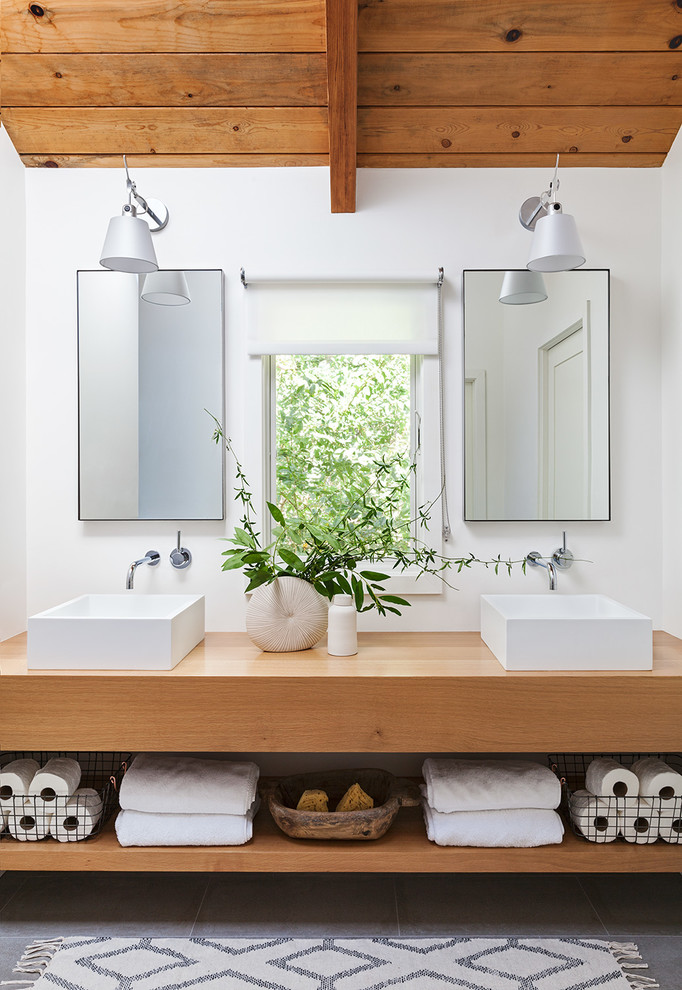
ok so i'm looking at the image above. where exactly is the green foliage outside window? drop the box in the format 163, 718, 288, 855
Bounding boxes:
275, 354, 412, 550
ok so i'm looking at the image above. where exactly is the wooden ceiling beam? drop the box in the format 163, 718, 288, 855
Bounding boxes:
325, 0, 357, 213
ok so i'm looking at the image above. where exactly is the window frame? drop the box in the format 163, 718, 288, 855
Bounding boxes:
244, 352, 443, 596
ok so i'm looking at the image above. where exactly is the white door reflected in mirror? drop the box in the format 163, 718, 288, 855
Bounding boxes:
463, 269, 610, 521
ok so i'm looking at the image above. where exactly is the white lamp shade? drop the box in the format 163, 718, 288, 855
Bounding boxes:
499, 270, 548, 305
140, 270, 191, 306
100, 214, 159, 274
527, 209, 585, 272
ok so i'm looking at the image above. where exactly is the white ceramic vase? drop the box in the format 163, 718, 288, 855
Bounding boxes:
246, 576, 329, 652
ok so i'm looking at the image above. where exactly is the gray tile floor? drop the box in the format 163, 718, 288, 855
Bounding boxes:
0, 872, 680, 986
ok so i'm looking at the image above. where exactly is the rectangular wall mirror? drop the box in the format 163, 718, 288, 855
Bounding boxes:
463, 269, 610, 522
78, 269, 224, 520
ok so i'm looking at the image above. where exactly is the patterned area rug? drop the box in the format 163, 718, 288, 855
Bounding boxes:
9, 936, 658, 990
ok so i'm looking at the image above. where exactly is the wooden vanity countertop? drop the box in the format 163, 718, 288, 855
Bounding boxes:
1, 631, 681, 752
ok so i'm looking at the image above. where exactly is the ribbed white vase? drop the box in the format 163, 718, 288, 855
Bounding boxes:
246, 576, 329, 652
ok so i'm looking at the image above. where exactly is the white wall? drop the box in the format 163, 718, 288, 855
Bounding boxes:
22, 164, 663, 632
0, 126, 26, 641
661, 129, 682, 638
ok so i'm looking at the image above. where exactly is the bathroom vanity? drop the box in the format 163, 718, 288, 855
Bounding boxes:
1, 631, 681, 873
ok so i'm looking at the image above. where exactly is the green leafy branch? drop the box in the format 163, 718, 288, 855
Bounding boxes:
209, 413, 529, 617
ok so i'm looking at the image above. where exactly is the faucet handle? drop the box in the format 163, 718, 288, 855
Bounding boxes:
552, 531, 574, 570
170, 530, 192, 569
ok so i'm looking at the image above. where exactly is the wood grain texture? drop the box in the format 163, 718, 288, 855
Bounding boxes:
0, 0, 326, 53
2, 107, 329, 154
357, 107, 682, 154
2, 632, 681, 752
19, 153, 330, 167
357, 0, 682, 53
358, 53, 682, 107
325, 0, 357, 212
3, 54, 328, 107
19, 152, 666, 169
2, 807, 681, 873
356, 153, 667, 168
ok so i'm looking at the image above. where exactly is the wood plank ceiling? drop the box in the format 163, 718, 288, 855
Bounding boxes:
1, 0, 681, 212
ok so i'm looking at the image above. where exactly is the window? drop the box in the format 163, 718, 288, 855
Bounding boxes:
269, 353, 413, 549
243, 275, 444, 593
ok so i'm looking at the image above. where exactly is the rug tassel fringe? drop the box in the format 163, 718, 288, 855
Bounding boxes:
608, 942, 659, 989
2, 938, 65, 985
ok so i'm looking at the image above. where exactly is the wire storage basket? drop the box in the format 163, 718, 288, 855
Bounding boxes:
548, 753, 682, 845
0, 751, 130, 843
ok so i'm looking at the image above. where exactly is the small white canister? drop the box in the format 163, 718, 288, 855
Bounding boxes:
327, 594, 358, 656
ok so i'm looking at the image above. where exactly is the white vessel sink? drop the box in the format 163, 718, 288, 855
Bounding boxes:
480, 594, 653, 671
27, 594, 205, 670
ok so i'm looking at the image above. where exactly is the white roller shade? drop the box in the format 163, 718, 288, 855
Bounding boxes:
244, 277, 440, 355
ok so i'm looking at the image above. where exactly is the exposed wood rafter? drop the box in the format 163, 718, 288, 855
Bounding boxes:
1, 1, 681, 208
325, 0, 358, 213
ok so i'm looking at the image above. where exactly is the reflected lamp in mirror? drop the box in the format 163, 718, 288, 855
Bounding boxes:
499, 270, 548, 306
519, 155, 586, 273
100, 156, 168, 274
141, 270, 191, 306
463, 269, 610, 522
78, 269, 224, 520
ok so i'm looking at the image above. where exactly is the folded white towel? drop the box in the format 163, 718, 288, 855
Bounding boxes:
114, 798, 260, 847
50, 788, 104, 842
421, 797, 564, 848
422, 758, 561, 813
119, 754, 259, 816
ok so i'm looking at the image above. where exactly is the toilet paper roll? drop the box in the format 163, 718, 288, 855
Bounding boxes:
631, 757, 682, 801
49, 788, 103, 842
569, 789, 618, 843
0, 758, 40, 809
28, 758, 81, 813
618, 796, 660, 844
585, 758, 639, 798
658, 797, 682, 843
7, 799, 52, 842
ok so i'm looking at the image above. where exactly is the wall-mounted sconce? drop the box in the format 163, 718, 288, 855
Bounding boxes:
519, 155, 586, 273
100, 156, 168, 274
140, 270, 191, 306
498, 270, 548, 305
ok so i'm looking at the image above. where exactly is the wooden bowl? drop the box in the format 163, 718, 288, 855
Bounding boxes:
266, 768, 421, 841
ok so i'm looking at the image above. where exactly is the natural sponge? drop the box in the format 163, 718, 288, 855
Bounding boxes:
296, 788, 329, 812
335, 782, 374, 812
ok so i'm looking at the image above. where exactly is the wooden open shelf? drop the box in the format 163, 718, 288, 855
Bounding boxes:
3, 806, 682, 873
2, 630, 681, 873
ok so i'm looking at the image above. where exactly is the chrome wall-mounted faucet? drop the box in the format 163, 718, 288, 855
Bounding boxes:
170, 530, 192, 570
126, 550, 160, 590
526, 532, 574, 591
